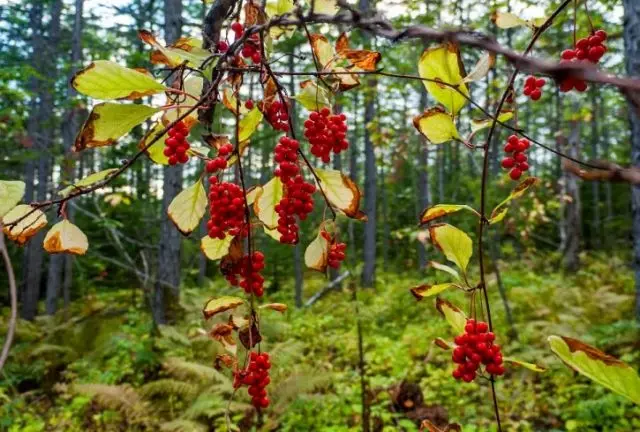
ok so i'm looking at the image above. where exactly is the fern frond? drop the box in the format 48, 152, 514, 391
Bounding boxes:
163, 357, 230, 385
71, 383, 154, 425
160, 419, 208, 432
140, 379, 198, 400
180, 393, 228, 420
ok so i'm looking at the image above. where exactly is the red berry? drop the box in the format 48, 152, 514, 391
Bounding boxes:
535, 78, 546, 87
530, 88, 542, 101
507, 135, 519, 146
509, 168, 522, 180
518, 162, 529, 171
576, 38, 589, 50
231, 22, 243, 34
561, 49, 576, 60
245, 99, 254, 109
575, 79, 588, 92
595, 29, 608, 41
217, 41, 229, 52
501, 157, 515, 169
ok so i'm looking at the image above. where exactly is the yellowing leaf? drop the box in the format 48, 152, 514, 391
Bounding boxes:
309, 34, 335, 70
246, 186, 262, 206
489, 177, 539, 224
470, 111, 514, 133
410, 283, 458, 300
304, 230, 329, 272
0, 180, 25, 218
313, 0, 338, 15
548, 335, 640, 405
413, 107, 460, 144
253, 177, 284, 229
492, 11, 528, 29
265, 0, 295, 39
74, 103, 159, 151
238, 107, 264, 143
202, 296, 245, 320
2, 204, 47, 245
259, 303, 288, 313
429, 261, 460, 281
503, 356, 547, 373
201, 235, 233, 261
335, 34, 382, 71
139, 121, 170, 165
71, 60, 166, 100
167, 179, 207, 235
436, 297, 466, 334
462, 52, 495, 83
418, 44, 469, 115
263, 225, 282, 242
43, 220, 88, 255
429, 223, 472, 273
315, 168, 362, 219
420, 204, 479, 225
138, 30, 209, 67
294, 80, 332, 112
59, 168, 119, 197
333, 66, 360, 91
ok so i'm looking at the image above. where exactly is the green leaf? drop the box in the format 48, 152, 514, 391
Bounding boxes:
413, 107, 460, 144
313, 0, 338, 15
548, 335, 640, 405
418, 43, 469, 115
429, 261, 461, 281
435, 297, 466, 334
315, 168, 364, 219
200, 235, 233, 261
59, 168, 119, 197
428, 223, 472, 274
410, 283, 458, 299
470, 111, 514, 133
253, 177, 284, 229
265, 0, 296, 39
167, 179, 207, 235
503, 356, 547, 373
294, 81, 332, 112
0, 180, 25, 218
239, 107, 264, 143
419, 204, 479, 225
138, 121, 170, 165
202, 296, 245, 320
489, 177, 539, 224
74, 103, 160, 151
72, 60, 166, 100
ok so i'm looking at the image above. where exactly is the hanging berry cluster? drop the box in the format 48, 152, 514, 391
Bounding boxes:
224, 251, 266, 297
303, 108, 349, 163
451, 319, 505, 383
522, 75, 545, 101
206, 143, 232, 173
206, 178, 247, 239
265, 99, 290, 131
501, 134, 530, 181
163, 121, 190, 165
216, 22, 262, 64
559, 29, 607, 93
233, 352, 271, 409
328, 242, 347, 268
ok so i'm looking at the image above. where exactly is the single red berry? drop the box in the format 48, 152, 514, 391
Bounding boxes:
509, 168, 522, 180
576, 38, 589, 50
245, 99, 254, 109
231, 22, 243, 34
561, 49, 576, 60
530, 88, 542, 101
518, 162, 529, 171
595, 29, 608, 41
501, 157, 515, 169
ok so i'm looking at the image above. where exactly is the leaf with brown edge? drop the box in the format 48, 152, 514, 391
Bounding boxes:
259, 303, 288, 313
548, 335, 640, 404
43, 220, 88, 255
429, 261, 460, 281
0, 180, 25, 218
462, 52, 495, 83
294, 80, 332, 112
489, 177, 539, 224
503, 356, 547, 373
313, 0, 338, 14
244, 0, 267, 25
420, 420, 462, 432
433, 337, 455, 350
419, 204, 479, 225
418, 43, 468, 115
209, 323, 237, 354
202, 296, 245, 320
428, 223, 472, 274
334, 66, 360, 91
253, 176, 284, 229
201, 235, 233, 261
73, 103, 160, 151
315, 168, 363, 219
138, 121, 170, 165
2, 205, 47, 245
410, 283, 458, 300
138, 30, 209, 67
435, 297, 466, 334
413, 107, 460, 144
239, 322, 262, 349
238, 106, 264, 143
470, 110, 514, 133
309, 34, 336, 70
72, 60, 166, 100
335, 34, 381, 71
167, 179, 207, 236
59, 168, 119, 197
304, 229, 330, 272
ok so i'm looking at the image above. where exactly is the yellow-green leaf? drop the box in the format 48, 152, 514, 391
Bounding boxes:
2, 205, 47, 245
462, 52, 495, 83
548, 335, 640, 404
0, 180, 25, 218
294, 80, 332, 112
265, 0, 295, 39
410, 283, 458, 300
315, 168, 363, 219
43, 220, 89, 255
436, 297, 466, 334
418, 43, 469, 115
503, 356, 547, 373
489, 177, 539, 224
71, 60, 166, 100
59, 168, 119, 197
304, 230, 330, 272
238, 107, 264, 143
492, 11, 528, 29
419, 204, 479, 225
253, 177, 284, 229
201, 235, 233, 261
413, 107, 460, 144
313, 0, 338, 15
470, 111, 514, 133
139, 121, 170, 165
428, 223, 472, 273
263, 225, 282, 242
202, 296, 245, 320
167, 179, 207, 235
309, 34, 335, 70
74, 103, 159, 151
138, 30, 209, 67
246, 186, 262, 206
259, 303, 288, 313
429, 261, 460, 281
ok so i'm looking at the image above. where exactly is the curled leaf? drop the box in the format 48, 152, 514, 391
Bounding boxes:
259, 303, 288, 313
462, 52, 495, 83
253, 177, 284, 229
315, 168, 363, 219
413, 107, 460, 144
489, 177, 539, 224
470, 111, 514, 133
491, 11, 528, 29
138, 30, 209, 67
503, 356, 547, 373
2, 205, 47, 245
435, 297, 466, 334
429, 261, 460, 281
418, 43, 468, 115
202, 296, 245, 320
304, 229, 330, 272
419, 204, 479, 225
410, 283, 458, 300
43, 220, 88, 255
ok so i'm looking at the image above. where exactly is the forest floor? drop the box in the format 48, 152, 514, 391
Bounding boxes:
1, 252, 639, 432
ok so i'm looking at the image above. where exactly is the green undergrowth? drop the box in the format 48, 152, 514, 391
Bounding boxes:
0, 252, 639, 431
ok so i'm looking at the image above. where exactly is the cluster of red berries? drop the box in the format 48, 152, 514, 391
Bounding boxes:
206, 143, 233, 173
452, 319, 505, 383
501, 134, 530, 181
233, 351, 271, 409
265, 100, 290, 131
216, 23, 262, 64
303, 108, 349, 163
522, 75, 546, 101
328, 242, 347, 268
225, 251, 266, 296
274, 136, 301, 184
206, 178, 247, 239
163, 121, 190, 166
275, 175, 316, 244
559, 30, 607, 93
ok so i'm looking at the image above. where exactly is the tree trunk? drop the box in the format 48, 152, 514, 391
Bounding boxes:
624, 0, 640, 320
562, 119, 582, 272
154, 0, 184, 325
590, 89, 601, 247
417, 89, 430, 270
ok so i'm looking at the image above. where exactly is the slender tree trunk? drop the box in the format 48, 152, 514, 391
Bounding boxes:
154, 0, 183, 325
348, 92, 359, 266
563, 119, 582, 272
589, 89, 601, 247
624, 0, 640, 320
417, 89, 430, 270
379, 163, 389, 271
